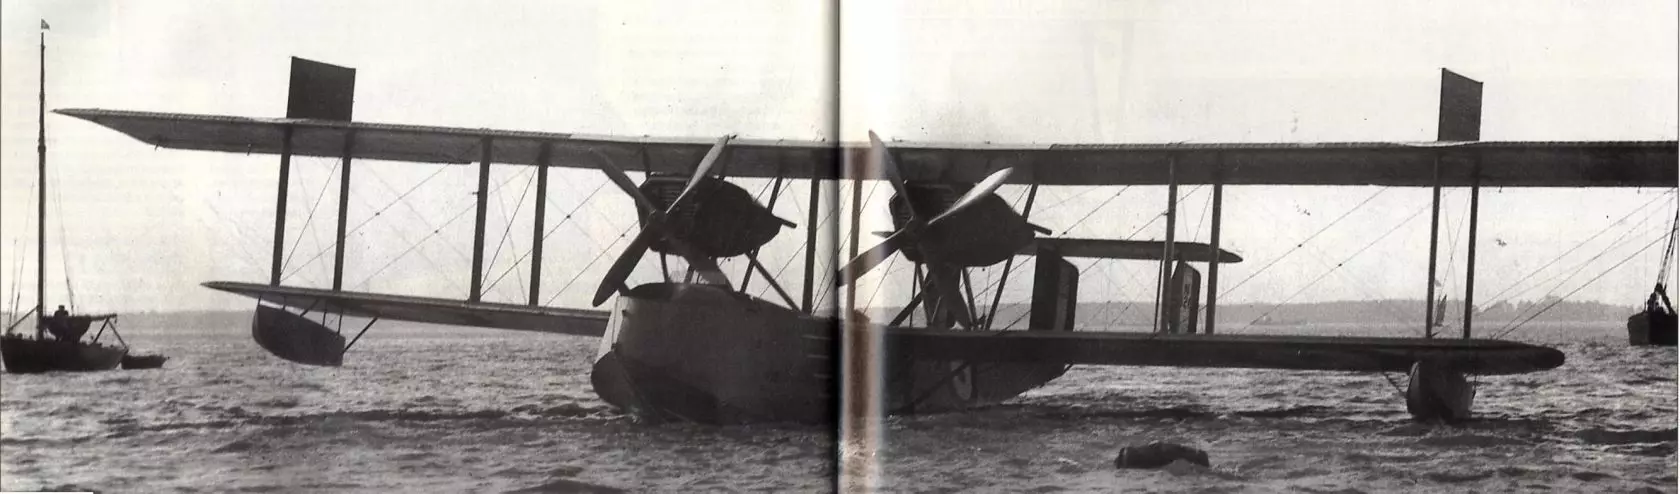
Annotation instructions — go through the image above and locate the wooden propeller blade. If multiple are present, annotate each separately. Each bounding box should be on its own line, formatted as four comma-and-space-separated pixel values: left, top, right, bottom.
592, 225, 660, 306
837, 230, 909, 286
929, 167, 1014, 226
868, 131, 923, 220
668, 135, 734, 213
591, 149, 661, 213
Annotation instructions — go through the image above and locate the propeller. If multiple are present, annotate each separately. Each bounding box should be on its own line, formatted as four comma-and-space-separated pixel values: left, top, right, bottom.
835, 131, 1014, 327
592, 136, 735, 306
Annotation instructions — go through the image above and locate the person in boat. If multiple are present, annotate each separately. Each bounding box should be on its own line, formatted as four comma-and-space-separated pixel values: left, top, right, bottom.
1650, 284, 1674, 315
49, 305, 69, 339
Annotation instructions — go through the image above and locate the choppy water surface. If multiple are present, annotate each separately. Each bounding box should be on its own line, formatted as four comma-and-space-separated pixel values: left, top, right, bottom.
1, 321, 1673, 493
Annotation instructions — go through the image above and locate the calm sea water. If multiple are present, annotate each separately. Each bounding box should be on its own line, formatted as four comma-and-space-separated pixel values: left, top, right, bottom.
1, 320, 1673, 493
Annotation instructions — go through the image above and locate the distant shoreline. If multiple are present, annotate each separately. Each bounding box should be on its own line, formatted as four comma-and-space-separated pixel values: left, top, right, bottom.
3, 298, 1638, 329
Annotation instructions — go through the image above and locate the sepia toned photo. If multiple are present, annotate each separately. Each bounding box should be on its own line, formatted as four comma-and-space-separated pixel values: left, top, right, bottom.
1, 1, 1674, 492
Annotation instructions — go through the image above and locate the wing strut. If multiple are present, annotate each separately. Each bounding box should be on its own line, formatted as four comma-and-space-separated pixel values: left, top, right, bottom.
270, 126, 294, 286
1425, 155, 1443, 338
1463, 158, 1482, 339
1205, 156, 1225, 334
331, 129, 355, 290
469, 137, 493, 301
1154, 156, 1179, 333
529, 141, 552, 306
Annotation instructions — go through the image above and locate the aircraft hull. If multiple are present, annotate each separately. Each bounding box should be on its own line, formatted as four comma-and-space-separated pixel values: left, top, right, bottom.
589, 283, 1066, 424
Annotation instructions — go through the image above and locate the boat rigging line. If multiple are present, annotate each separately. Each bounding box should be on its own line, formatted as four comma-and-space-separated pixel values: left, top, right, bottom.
1656, 201, 1678, 288
50, 169, 76, 310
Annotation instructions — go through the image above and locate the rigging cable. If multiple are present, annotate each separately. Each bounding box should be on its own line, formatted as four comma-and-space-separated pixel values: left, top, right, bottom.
1488, 204, 1663, 320
1492, 231, 1671, 340
1238, 203, 1430, 332
6, 182, 37, 323
1487, 219, 1666, 337
1220, 187, 1388, 299
5, 239, 22, 324
281, 163, 454, 282
1656, 199, 1678, 287
1479, 190, 1674, 309
546, 221, 638, 306
278, 160, 342, 277
483, 177, 611, 295
483, 168, 538, 299
344, 170, 532, 288
50, 169, 75, 310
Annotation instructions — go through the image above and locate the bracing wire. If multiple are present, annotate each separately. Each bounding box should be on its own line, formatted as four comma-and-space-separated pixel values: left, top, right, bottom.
482, 178, 611, 295
1238, 203, 1430, 332
341, 170, 531, 287
483, 168, 538, 298
546, 222, 639, 306
280, 164, 454, 282
1490, 205, 1661, 315
1480, 190, 1674, 308
1492, 232, 1670, 340
279, 160, 342, 275
350, 196, 485, 289
1219, 187, 1388, 299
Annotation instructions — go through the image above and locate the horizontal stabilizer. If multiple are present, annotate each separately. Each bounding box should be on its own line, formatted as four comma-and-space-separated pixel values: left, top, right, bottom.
883, 329, 1563, 375
1021, 238, 1243, 263
206, 282, 608, 337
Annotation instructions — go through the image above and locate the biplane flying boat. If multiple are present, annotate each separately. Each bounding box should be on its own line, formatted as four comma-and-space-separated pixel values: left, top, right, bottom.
56, 59, 1676, 423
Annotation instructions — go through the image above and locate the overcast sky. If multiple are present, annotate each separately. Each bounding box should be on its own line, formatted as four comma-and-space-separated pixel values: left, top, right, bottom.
0, 1, 1674, 322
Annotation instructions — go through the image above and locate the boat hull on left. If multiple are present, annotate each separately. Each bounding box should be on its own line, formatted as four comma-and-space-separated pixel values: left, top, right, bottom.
0, 334, 126, 373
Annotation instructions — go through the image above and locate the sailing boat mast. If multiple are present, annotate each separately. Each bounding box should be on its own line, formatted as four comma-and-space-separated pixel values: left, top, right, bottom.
35, 22, 47, 339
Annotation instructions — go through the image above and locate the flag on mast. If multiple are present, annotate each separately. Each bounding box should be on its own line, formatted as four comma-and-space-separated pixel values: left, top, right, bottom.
40, 20, 50, 30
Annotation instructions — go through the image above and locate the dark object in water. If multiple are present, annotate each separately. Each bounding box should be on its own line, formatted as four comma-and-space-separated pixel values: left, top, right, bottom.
121, 354, 168, 369
1114, 441, 1210, 469
252, 304, 345, 366
1406, 359, 1475, 423
1627, 284, 1676, 346
0, 333, 125, 373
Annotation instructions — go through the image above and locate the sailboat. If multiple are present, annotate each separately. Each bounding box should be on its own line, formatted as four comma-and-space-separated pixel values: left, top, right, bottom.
1627, 212, 1678, 346
0, 23, 161, 373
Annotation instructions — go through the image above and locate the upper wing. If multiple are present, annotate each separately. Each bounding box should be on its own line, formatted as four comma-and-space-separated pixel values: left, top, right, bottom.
204, 281, 609, 337
59, 108, 1675, 187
